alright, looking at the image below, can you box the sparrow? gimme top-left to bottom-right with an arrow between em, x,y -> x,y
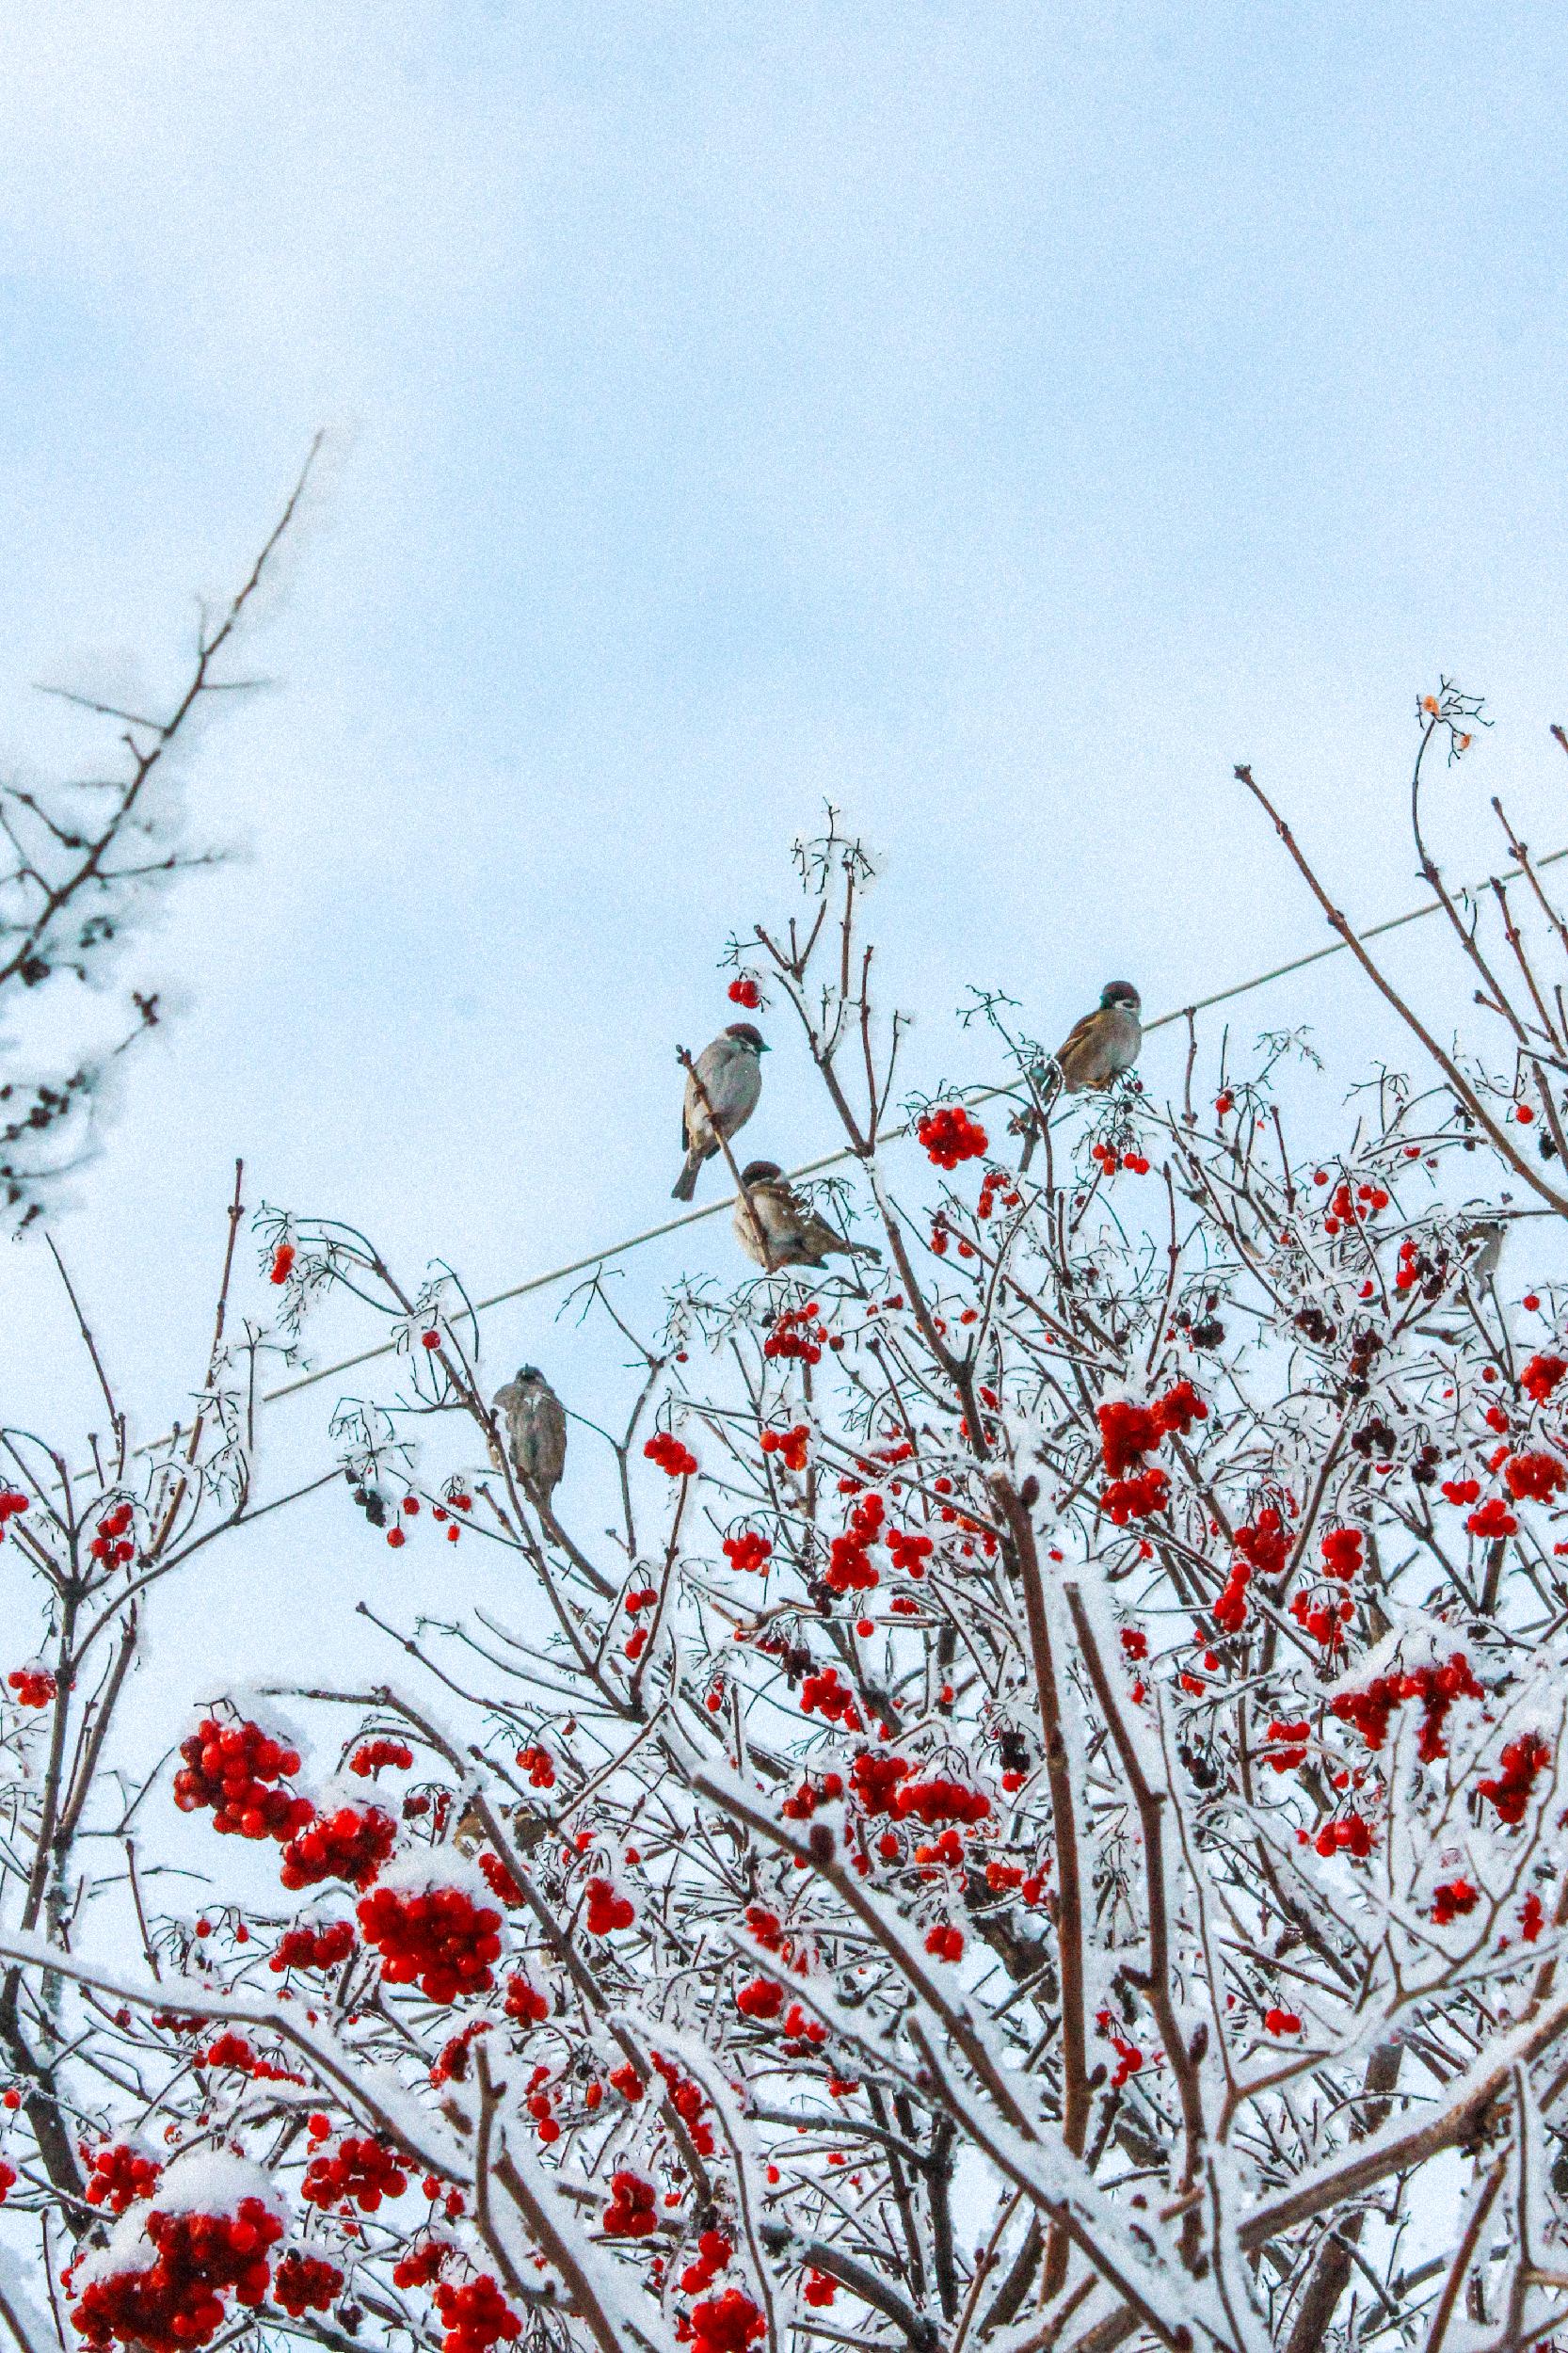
733,1161 -> 883,1271
672,1022 -> 769,1200
1051,982 -> 1143,1094
491,1367 -> 568,1502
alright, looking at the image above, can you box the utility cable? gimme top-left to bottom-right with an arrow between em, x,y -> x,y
262,843 -> 1568,1406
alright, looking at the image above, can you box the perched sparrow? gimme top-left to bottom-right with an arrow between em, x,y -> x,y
733,1161 -> 883,1271
454,1798 -> 549,1856
672,1022 -> 769,1200
1459,1218 -> 1506,1283
1051,982 -> 1143,1094
491,1367 -> 568,1502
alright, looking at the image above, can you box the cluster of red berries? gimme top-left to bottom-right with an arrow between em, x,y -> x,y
893,1777 -> 990,1826
1466,1497 -> 1519,1538
764,1303 -> 824,1363
781,2002 -> 828,2049
602,2170 -> 658,2236
728,976 -> 762,1009
1478,1734 -> 1553,1826
433,2275 -> 522,2353
1332,1656 -> 1483,1759
349,1738 -> 414,1777
1234,1508 -> 1289,1579
645,1433 -> 699,1478
827,1492 -> 884,1593
1102,1467 -> 1170,1526
723,1530 -> 772,1574
760,1423 -> 809,1472
1503,1450 -> 1566,1502
975,1175 -> 1023,1218
1098,1383 -> 1208,1477
269,1242 -> 296,1284
1289,1592 -> 1352,1650
7,1667 -> 55,1707
82,2141 -> 162,2212
478,1850 -> 523,1906
737,1975 -> 784,2019
584,1877 -> 635,1935
280,1803 -> 396,1891
174,1718 -> 312,1842
1320,1179 -> 1388,1235
516,1743 -> 556,1786
783,1769 -> 844,1820
849,1751 -> 909,1813
392,2238 -> 453,2289
200,2032 -> 302,2084
272,2252 -> 344,2318
504,1972 -> 549,2024
1261,1721 -> 1310,1772
1089,1140 -> 1149,1176
268,1919 -> 355,1974
687,2289 -> 765,2353
89,1500 -> 136,1566
652,2052 -> 715,2154
1432,1879 -> 1480,1926
804,2270 -> 838,2308
357,1880 -> 504,2002
886,1528 -> 932,1577
1320,1527 -> 1363,1579
924,1923 -> 964,1961
681,2232 -> 733,2295
1521,1353 -> 1567,1403
302,2133 -> 408,2213
0,1490 -> 29,1532
71,2198 -> 284,2353
799,1667 -> 862,1729
917,1106 -> 989,1168
1313,1814 -> 1375,1860
1262,2008 -> 1303,2036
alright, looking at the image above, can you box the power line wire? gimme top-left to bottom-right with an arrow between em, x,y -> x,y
263,844 -> 1568,1404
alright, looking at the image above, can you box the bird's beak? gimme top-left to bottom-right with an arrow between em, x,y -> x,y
759,1040 -> 771,1051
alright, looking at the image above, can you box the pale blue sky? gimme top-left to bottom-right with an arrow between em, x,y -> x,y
4,4 -> 1567,1679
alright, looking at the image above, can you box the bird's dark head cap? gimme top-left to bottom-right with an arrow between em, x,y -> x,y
1101,982 -> 1141,1012
514,1365 -> 545,1385
741,1160 -> 782,1183
725,1022 -> 768,1051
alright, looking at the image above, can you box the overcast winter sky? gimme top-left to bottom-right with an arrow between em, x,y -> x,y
5,3 -> 1568,1696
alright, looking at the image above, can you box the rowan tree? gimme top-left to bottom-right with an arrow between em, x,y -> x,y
6,694 -> 1568,2353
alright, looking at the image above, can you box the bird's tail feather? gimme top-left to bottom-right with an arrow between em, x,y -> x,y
671,1156 -> 700,1202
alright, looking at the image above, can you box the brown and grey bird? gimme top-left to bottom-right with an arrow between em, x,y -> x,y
1051,982 -> 1143,1094
491,1367 -> 568,1502
672,1022 -> 769,1200
733,1161 -> 883,1271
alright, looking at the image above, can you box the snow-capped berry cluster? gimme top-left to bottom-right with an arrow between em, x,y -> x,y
357,1866 -> 504,2002
173,1717 -> 312,1841
279,1802 -> 396,1891
70,2179 -> 284,2353
82,2142 -> 162,2213
1330,1654 -> 1483,1758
